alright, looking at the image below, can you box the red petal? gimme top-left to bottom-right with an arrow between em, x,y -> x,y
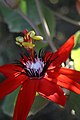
13,79 -> 38,120
57,74 -> 80,94
0,64 -> 22,77
46,67 -> 80,94
0,74 -> 27,99
46,69 -> 59,83
58,67 -> 80,83
38,78 -> 66,106
45,35 -> 74,66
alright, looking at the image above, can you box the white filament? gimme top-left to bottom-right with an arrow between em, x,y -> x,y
25,58 -> 44,75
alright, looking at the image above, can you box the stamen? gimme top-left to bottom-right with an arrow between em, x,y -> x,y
22,57 -> 44,78
15,48 -> 59,79
16,29 -> 43,60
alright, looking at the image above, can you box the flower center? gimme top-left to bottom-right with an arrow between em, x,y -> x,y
15,29 -> 55,79
24,58 -> 45,78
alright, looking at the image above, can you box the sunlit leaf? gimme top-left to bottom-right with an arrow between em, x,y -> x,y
71,31 -> 80,71
70,31 -> 80,117
71,48 -> 80,71
74,31 -> 80,48
19,0 -> 27,14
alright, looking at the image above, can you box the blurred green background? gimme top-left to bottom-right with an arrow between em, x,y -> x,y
0,0 -> 80,120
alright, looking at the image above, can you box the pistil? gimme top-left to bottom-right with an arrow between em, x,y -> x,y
16,29 -> 43,61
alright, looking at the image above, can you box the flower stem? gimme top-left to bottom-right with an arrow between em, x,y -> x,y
35,0 -> 57,52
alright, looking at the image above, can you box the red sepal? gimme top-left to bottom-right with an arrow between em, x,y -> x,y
38,78 -> 66,106
0,74 -> 27,99
0,64 -> 22,77
13,79 -> 38,120
45,35 -> 74,67
57,74 -> 80,94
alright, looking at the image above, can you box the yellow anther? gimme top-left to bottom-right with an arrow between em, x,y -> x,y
16,29 -> 43,51
33,36 -> 43,40
22,42 -> 35,48
16,42 -> 22,47
26,30 -> 35,38
16,36 -> 24,43
29,31 -> 36,38
24,36 -> 26,40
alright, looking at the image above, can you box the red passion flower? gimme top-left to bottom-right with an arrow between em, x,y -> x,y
0,29 -> 80,120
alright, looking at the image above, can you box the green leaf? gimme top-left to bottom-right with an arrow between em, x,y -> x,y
74,31 -> 80,48
2,88 -> 20,116
27,0 -> 40,25
69,31 -> 80,117
2,89 -> 48,116
71,31 -> 80,71
29,95 -> 48,115
0,0 -> 42,32
35,41 -> 48,53
71,48 -> 80,71
0,2 -> 31,32
19,0 -> 27,14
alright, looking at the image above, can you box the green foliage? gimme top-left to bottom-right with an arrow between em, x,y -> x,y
71,48 -> 80,71
2,88 -> 20,116
30,95 -> 48,115
68,92 -> 80,117
2,90 -> 48,116
0,0 -> 40,32
40,2 -> 56,37
27,0 -> 40,25
71,31 -> 80,71
19,0 -> 27,14
69,31 -> 80,117
74,31 -> 80,49
0,3 -> 31,32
